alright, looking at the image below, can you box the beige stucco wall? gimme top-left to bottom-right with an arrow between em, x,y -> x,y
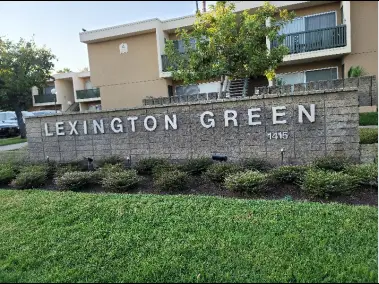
100,79 -> 169,109
87,32 -> 169,109
343,1 -> 378,78
55,79 -> 75,111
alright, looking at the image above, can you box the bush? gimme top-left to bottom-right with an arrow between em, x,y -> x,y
134,158 -> 170,175
55,171 -> 97,191
96,163 -> 125,179
151,163 -> 180,179
97,156 -> 124,167
241,158 -> 273,172
101,170 -> 143,192
204,163 -> 244,184
344,163 -> 378,188
224,171 -> 267,193
359,112 -> 378,126
55,163 -> 82,178
313,155 -> 353,172
0,164 -> 17,185
180,157 -> 214,176
269,165 -> 309,184
300,169 -> 359,198
360,128 -> 378,144
154,170 -> 189,192
11,165 -> 48,189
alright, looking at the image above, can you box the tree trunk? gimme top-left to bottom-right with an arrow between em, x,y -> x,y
202,1 -> 206,12
218,75 -> 225,99
14,104 -> 26,139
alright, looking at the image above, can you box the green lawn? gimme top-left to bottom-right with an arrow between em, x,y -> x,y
0,190 -> 377,283
0,137 -> 26,146
360,112 -> 378,126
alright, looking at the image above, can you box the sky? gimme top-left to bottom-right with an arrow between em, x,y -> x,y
0,1 -> 216,73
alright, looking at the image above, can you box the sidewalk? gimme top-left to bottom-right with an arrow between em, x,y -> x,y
0,142 -> 28,151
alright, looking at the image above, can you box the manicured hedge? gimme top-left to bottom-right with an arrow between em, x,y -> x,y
360,128 -> 378,144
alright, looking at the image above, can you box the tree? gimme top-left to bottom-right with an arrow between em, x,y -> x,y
0,37 -> 56,138
80,67 -> 89,72
165,1 -> 295,97
57,67 -> 72,73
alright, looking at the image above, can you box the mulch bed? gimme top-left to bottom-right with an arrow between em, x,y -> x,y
2,175 -> 377,207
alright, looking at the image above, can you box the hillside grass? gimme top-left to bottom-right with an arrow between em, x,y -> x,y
359,112 -> 378,126
0,137 -> 26,146
0,190 -> 377,283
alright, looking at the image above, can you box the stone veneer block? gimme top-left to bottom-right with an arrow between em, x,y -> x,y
293,83 -> 305,93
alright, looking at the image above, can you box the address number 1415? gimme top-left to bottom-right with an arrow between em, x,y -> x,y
267,132 -> 289,140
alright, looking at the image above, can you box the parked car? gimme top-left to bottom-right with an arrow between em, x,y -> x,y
0,111 -> 34,138
0,122 -> 20,138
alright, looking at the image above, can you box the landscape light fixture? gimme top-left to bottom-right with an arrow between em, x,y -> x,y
212,154 -> 227,162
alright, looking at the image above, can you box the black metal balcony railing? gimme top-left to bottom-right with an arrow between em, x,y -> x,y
271,25 -> 347,54
76,88 -> 100,100
34,94 -> 56,104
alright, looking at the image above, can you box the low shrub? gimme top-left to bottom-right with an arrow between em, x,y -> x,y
224,171 -> 267,193
344,163 -> 378,188
313,155 -> 353,172
97,156 -> 124,167
0,164 -> 17,185
55,163 -> 82,178
360,128 -> 378,144
300,169 -> 359,198
359,112 -> 378,126
154,170 -> 189,192
269,165 -> 309,184
241,158 -> 273,172
96,163 -> 125,179
204,163 -> 244,184
11,165 -> 48,189
134,158 -> 170,175
55,171 -> 97,191
152,163 -> 180,179
101,170 -> 143,192
180,157 -> 214,176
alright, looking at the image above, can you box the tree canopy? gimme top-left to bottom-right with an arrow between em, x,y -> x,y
0,37 -> 56,138
57,67 -> 72,73
165,1 -> 295,88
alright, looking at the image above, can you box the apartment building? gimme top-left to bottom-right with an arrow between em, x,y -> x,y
79,1 -> 378,109
31,71 -> 101,112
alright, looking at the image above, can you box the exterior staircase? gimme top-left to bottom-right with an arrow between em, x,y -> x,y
228,78 -> 249,97
65,102 -> 80,112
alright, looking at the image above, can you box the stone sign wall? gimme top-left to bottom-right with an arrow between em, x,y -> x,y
25,86 -> 360,165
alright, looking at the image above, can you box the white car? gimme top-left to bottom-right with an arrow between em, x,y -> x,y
0,111 -> 35,126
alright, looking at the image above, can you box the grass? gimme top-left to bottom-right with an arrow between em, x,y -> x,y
0,190 -> 377,283
360,128 -> 378,144
0,137 -> 27,147
359,112 -> 378,126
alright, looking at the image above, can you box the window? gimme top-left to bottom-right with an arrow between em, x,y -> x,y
44,86 -> 54,95
174,38 -> 197,53
276,72 -> 304,86
305,68 -> 338,82
279,11 -> 336,34
175,84 -> 200,96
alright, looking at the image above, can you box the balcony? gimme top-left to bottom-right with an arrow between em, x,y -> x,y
34,94 -> 56,104
76,88 -> 100,100
271,25 -> 347,54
